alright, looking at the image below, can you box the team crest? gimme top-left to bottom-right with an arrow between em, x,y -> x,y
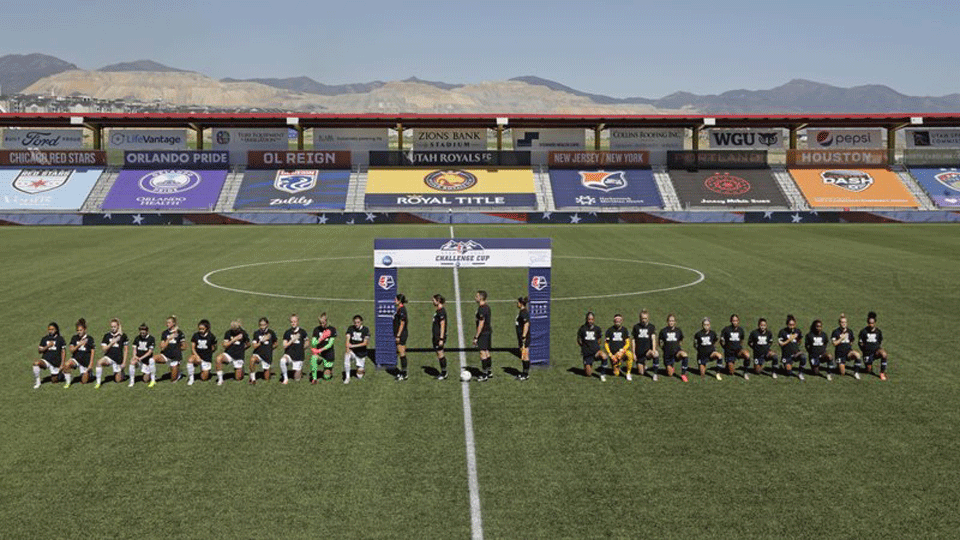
440,239 -> 484,254
579,171 -> 627,193
704,172 -> 750,195
139,170 -> 202,194
274,170 -> 317,194
530,275 -> 548,291
757,132 -> 779,146
13,169 -> 72,194
821,170 -> 873,192
378,275 -> 395,290
935,170 -> 960,193
424,170 -> 478,192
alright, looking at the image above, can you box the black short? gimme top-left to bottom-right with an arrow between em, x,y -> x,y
663,350 -> 683,366
582,352 -> 599,366
396,333 -> 408,347
517,336 -> 530,349
862,350 -> 880,363
476,333 -> 491,351
433,337 -> 446,351
72,355 -> 91,368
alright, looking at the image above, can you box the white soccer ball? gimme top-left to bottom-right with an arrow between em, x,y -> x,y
460,370 -> 472,382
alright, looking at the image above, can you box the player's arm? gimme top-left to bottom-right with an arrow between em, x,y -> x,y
396,318 -> 406,340
603,336 -> 613,356
59,342 -> 65,366
522,320 -> 529,340
271,333 -> 278,350
180,333 -> 187,351
101,336 -> 111,352
623,337 -> 632,356
244,334 -> 251,350
778,333 -> 790,347
831,332 -> 843,347
439,318 -> 446,346
321,332 -> 335,351
474,319 -> 485,342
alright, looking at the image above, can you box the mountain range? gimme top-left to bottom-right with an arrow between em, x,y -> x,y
3,53 -> 960,114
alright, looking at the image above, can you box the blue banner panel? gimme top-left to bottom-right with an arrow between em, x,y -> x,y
102,169 -> 228,211
374,267 -> 399,367
527,268 -> 551,366
909,167 -> 960,208
233,169 -> 350,210
0,168 -> 103,210
124,151 -> 230,169
549,169 -> 663,208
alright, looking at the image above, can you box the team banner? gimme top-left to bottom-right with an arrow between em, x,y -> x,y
0,150 -> 105,167
669,169 -> 790,207
548,151 -> 649,168
907,168 -> 960,208
786,149 -> 887,167
373,266 -> 399,366
109,129 -> 187,150
101,169 -> 228,210
211,128 -> 288,165
667,150 -> 768,169
412,128 -> 487,150
0,168 -> 103,210
902,149 -> 960,167
365,168 -> 536,208
368,151 -> 530,167
788,168 -> 918,208
374,238 -> 552,268
233,169 -> 350,210
3,129 -> 84,149
708,129 -> 783,149
905,129 -> 960,149
549,169 -> 663,208
246,150 -> 351,169
513,128 -> 585,165
313,128 -> 389,164
123,151 -> 230,169
805,129 -> 884,149
527,267 -> 551,366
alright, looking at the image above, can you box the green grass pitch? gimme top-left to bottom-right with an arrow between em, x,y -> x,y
2,223 -> 959,539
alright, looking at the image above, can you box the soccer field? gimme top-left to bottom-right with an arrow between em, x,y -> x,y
3,223 -> 959,539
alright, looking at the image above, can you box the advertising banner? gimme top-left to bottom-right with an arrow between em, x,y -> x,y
313,128 -> 389,164
527,267 -> 551,366
805,129 -> 884,149
667,150 -> 768,169
513,128 -> 585,165
907,168 -> 960,208
902,149 -> 960,167
246,150 -> 351,169
669,169 -> 789,207
549,169 -> 662,208
708,129 -> 783,149
609,128 -> 685,165
211,128 -> 288,165
374,237 -> 552,268
368,151 -> 530,167
0,168 -> 103,210
101,169 -> 228,210
905,129 -> 960,149
412,128 -> 487,150
365,168 -> 536,208
0,150 -> 105,167
548,151 -> 649,168
123,151 -> 230,169
3,129 -> 85,149
108,129 -> 187,150
788,168 -> 918,208
233,169 -> 350,210
786,149 -> 887,167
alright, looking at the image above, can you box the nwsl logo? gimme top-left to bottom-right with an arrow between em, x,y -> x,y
377,275 -> 395,290
530,276 -> 548,291
579,171 -> 627,193
274,170 -> 317,194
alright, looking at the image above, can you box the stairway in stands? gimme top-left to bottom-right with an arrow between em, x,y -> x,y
771,167 -> 811,210
344,165 -> 368,212
891,165 -> 937,210
79,167 -> 121,213
213,166 -> 247,213
652,166 -> 683,211
535,166 -> 555,212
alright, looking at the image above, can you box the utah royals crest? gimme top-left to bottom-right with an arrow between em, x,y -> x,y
274,170 -> 318,194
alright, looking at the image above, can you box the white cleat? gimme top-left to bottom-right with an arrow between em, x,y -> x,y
626,373 -> 632,382
343,376 -> 350,384
652,373 -> 658,382
715,373 -> 722,381
798,372 -> 806,381
33,381 -> 41,389
827,373 -> 833,381
128,381 -> 135,388
188,378 -> 195,386
772,372 -> 778,379
599,374 -> 607,382
744,372 -> 750,381
216,379 -> 223,386
854,371 -> 861,380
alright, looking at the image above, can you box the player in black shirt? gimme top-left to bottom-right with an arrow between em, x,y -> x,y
693,318 -> 722,380
805,319 -> 832,380
577,312 -> 608,381
748,318 -> 777,378
129,323 -> 156,387
187,319 -> 216,385
311,313 -> 337,383
720,314 -> 751,379
432,294 -> 449,380
516,297 -> 531,380
344,315 -> 370,384
778,314 -> 806,380
216,319 -> 250,385
32,322 -> 65,388
394,294 -> 409,380
831,313 -> 860,379
658,314 -> 689,382
858,311 -> 888,380
95,318 -> 129,389
249,317 -> 278,384
474,290 -> 493,381
280,314 -> 309,384
154,316 -> 186,383
63,318 -> 94,387
604,314 -> 634,380
631,309 -> 658,380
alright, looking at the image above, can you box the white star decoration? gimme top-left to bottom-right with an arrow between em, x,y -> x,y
541,212 -> 552,220
132,214 -> 144,225
317,214 -> 328,224
102,213 -> 112,220
569,214 -> 581,224
365,213 -> 377,222
791,214 -> 802,223
763,211 -> 773,219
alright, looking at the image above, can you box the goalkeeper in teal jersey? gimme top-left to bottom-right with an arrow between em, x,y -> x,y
310,313 -> 337,383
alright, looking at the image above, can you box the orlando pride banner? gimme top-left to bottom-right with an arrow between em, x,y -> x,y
233,169 -> 350,210
669,169 -> 789,208
549,169 -> 663,208
124,151 -> 230,169
102,169 -> 228,210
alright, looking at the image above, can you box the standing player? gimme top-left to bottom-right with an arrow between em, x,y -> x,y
720,314 -> 751,379
310,313 -> 337,383
516,297 -> 531,381
394,294 -> 409,381
693,318 -> 722,380
831,314 -> 860,379
432,294 -> 448,380
187,320 -> 216,385
63,318 -> 93,388
858,311 -> 888,380
631,309 -> 658,380
604,314 -> 634,380
95,319 -> 128,389
280,314 -> 308,384
473,290 -> 493,381
129,323 -> 156,388
153,316 -> 186,383
32,322 -> 65,388
778,315 -> 806,380
343,315 -> 370,384
216,319 -> 250,385
249,317 -> 278,384
805,319 -> 832,380
577,312 -> 608,381
658,314 -> 689,382
748,318 -> 777,378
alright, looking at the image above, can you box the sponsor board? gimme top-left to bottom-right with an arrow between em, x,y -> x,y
549,169 -> 663,208
786,149 -> 887,167
667,150 -> 768,169
374,237 -> 551,268
412,128 -> 487,150
364,168 -> 536,208
0,168 -> 103,210
2,129 -> 84,149
907,168 -> 960,208
905,129 -> 960,149
369,150 -> 530,167
902,149 -> 960,167
708,129 -> 783,149
123,151 -> 229,169
805,129 -> 884,149
513,128 -> 585,165
101,169 -> 228,210
548,151 -> 649,168
669,169 -> 790,207
211,128 -> 288,165
233,169 -> 350,210
0,150 -> 105,167
609,128 -> 685,165
788,168 -> 917,208
246,150 -> 351,169
313,128 -> 389,164
108,129 -> 187,150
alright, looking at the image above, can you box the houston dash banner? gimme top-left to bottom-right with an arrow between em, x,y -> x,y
549,169 -> 663,208
907,168 -> 960,208
669,169 -> 789,207
364,168 -> 536,208
102,169 -> 228,210
787,149 -> 887,167
233,169 -> 350,210
788,168 -> 918,208
0,168 -> 103,210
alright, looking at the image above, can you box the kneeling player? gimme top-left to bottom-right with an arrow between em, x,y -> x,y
154,316 -> 186,383
249,317 -> 278,384
631,309 -> 659,380
694,318 -> 722,380
805,319 -> 832,380
187,320 -> 216,385
577,312 -> 608,381
516,297 -> 531,381
129,323 -> 156,387
32,322 -> 66,388
831,314 -> 860,378
778,315 -> 806,380
604,314 -> 634,380
748,318 -> 777,377
858,311 -> 888,380
280,314 -> 308,384
216,320 -> 250,385
95,319 -> 128,389
720,314 -> 751,379
344,315 -> 370,384
63,319 -> 93,387
311,313 -> 337,383
658,314 -> 689,382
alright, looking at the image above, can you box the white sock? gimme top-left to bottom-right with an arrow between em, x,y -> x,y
216,370 -> 223,383
280,359 -> 288,380
249,371 -> 255,381
357,357 -> 365,373
95,366 -> 103,383
33,365 -> 41,383
129,365 -> 136,380
187,362 -> 195,379
344,354 -> 351,377
149,361 -> 156,382
64,372 -> 72,384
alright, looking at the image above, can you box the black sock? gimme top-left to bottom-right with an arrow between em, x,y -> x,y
400,355 -> 407,373
438,356 -> 447,373
522,360 -> 530,375
482,358 -> 491,374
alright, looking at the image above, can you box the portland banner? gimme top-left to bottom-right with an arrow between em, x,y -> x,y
549,169 -> 663,208
669,169 -> 789,208
102,169 -> 228,210
0,168 -> 103,210
788,168 -> 918,208
907,168 -> 960,208
365,168 -> 536,208
233,169 -> 350,210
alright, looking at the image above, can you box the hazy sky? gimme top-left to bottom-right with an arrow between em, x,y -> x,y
3,0 -> 957,97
